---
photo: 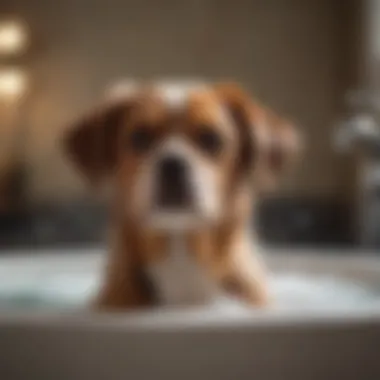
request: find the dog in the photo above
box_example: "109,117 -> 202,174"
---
63,80 -> 299,310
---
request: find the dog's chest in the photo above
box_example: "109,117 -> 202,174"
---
146,236 -> 220,306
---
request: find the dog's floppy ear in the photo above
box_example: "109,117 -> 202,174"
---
64,80 -> 140,184
63,99 -> 129,184
259,108 -> 300,189
215,82 -> 300,190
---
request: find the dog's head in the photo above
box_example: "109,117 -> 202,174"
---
64,80 -> 299,231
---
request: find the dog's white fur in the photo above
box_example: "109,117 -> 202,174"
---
147,234 -> 223,306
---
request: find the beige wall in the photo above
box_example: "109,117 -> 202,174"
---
1,0 -> 358,203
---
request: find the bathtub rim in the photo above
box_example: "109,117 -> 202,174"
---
0,305 -> 380,333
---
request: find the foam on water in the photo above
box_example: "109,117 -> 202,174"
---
0,269 -> 379,311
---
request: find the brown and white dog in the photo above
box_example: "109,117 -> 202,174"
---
63,80 -> 299,310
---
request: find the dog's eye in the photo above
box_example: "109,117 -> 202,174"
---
128,127 -> 155,152
196,129 -> 223,155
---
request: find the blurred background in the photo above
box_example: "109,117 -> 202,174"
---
0,0 -> 378,250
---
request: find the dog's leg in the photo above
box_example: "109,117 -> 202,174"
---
194,230 -> 270,307
217,232 -> 271,307
221,251 -> 270,307
94,257 -> 153,310
93,228 -> 155,311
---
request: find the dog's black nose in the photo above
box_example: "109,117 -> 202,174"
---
160,156 -> 186,182
157,156 -> 191,208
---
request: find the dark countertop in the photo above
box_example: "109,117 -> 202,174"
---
0,201 -> 107,249
0,198 -> 353,249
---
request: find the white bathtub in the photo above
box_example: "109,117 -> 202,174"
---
0,247 -> 379,379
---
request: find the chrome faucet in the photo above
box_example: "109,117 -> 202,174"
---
333,89 -> 380,247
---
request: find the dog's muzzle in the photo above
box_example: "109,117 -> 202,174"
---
155,155 -> 193,210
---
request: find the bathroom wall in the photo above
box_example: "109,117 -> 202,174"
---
1,0 -> 358,204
